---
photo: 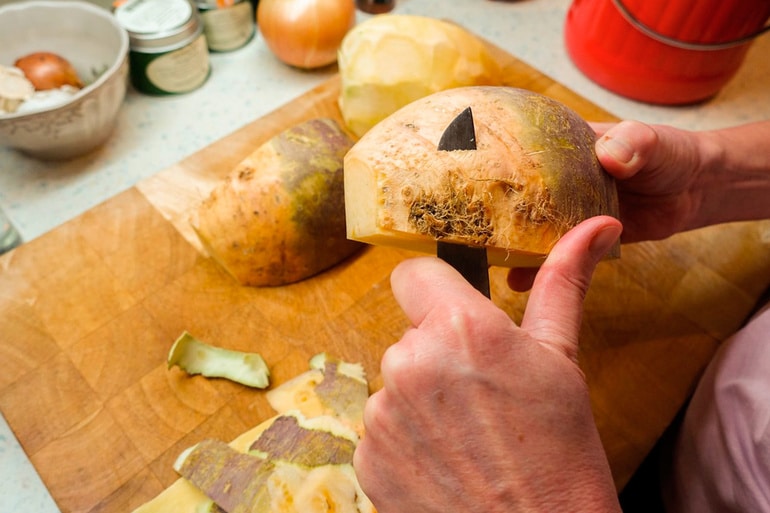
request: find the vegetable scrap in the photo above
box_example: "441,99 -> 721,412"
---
168,331 -> 270,389
134,354 -> 374,513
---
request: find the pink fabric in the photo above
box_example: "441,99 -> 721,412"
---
663,301 -> 770,512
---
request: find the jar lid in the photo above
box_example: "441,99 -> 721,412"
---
115,0 -> 203,53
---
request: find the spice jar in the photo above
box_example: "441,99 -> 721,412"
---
114,0 -> 211,95
197,0 -> 255,52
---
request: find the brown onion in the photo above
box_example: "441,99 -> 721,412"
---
257,0 -> 355,69
14,52 -> 84,91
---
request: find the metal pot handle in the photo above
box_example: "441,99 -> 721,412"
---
612,0 -> 770,51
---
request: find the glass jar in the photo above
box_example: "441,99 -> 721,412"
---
197,0 -> 255,52
114,0 -> 211,95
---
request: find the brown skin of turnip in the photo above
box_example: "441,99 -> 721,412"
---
192,118 -> 363,287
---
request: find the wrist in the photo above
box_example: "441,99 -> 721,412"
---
690,121 -> 770,229
507,442 -> 622,513
538,466 -> 623,513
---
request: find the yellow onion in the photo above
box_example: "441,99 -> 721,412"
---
257,0 -> 355,69
14,52 -> 83,91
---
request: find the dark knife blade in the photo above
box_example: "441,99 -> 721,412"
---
436,107 -> 491,298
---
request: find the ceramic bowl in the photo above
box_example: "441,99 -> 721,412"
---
0,1 -> 129,160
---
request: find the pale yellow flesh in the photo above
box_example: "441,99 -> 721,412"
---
344,150 -> 548,268
338,15 -> 502,137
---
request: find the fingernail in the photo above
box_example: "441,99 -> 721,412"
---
597,135 -> 634,164
590,225 -> 621,261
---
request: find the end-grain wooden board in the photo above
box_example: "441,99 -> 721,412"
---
2,37 -> 770,513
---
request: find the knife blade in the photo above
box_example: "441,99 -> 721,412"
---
436,106 -> 491,298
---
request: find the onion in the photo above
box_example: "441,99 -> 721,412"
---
14,52 -> 84,91
257,0 -> 355,69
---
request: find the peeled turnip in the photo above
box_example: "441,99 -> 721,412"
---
337,15 -> 502,137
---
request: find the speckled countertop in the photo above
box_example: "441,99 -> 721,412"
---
1,0 -> 769,511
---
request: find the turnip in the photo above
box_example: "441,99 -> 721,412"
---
192,118 -> 363,287
344,86 -> 620,267
337,15 -> 502,138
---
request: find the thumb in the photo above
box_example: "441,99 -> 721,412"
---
521,216 -> 621,361
594,120 -> 672,179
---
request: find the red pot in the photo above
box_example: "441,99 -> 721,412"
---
564,0 -> 770,104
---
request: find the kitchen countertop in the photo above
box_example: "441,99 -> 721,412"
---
1,0 -> 768,511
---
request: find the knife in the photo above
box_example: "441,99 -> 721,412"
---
436,106 -> 491,298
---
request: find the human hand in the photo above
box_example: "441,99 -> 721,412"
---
354,216 -> 623,513
593,120 -> 706,243
508,119 -> 708,292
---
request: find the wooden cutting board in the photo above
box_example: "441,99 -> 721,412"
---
1,38 -> 770,513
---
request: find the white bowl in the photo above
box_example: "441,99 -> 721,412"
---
0,1 -> 129,160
